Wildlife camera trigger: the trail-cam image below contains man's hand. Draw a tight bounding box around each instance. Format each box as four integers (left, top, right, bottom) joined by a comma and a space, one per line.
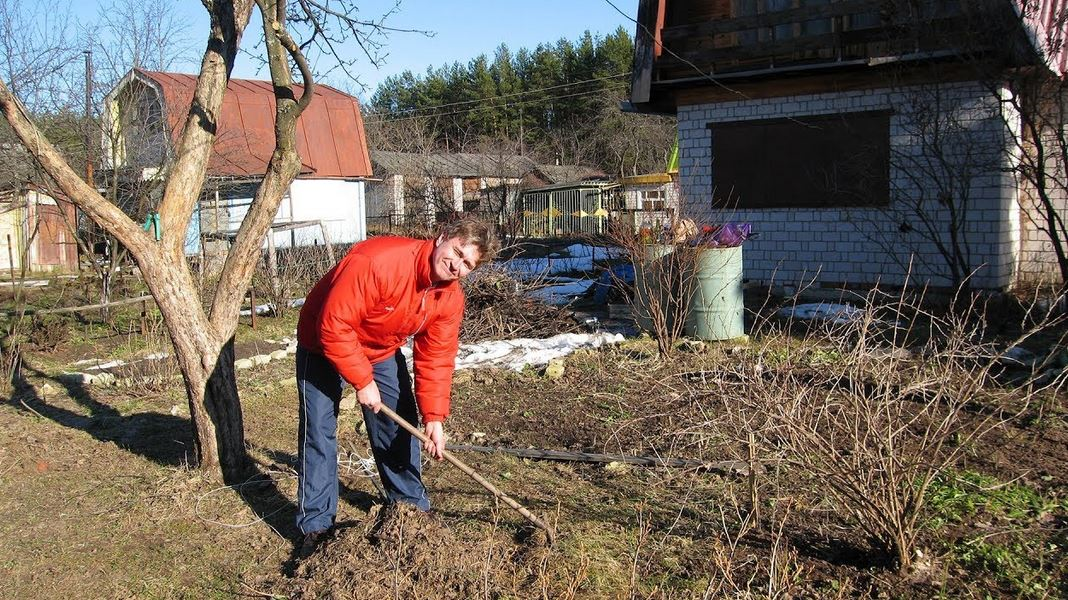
423, 421, 445, 460
356, 381, 382, 413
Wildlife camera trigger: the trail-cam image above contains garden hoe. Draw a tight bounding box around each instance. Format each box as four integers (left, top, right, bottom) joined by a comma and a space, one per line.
377, 404, 557, 545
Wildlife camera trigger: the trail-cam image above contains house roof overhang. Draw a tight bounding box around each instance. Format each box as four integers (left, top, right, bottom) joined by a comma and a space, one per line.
622, 173, 673, 185
628, 50, 984, 113
626, 0, 1060, 112
522, 180, 621, 194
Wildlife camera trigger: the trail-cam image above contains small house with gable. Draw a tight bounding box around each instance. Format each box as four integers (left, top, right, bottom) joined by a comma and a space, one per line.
103, 69, 373, 256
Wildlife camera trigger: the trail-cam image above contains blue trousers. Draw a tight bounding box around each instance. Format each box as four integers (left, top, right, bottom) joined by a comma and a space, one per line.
296, 347, 430, 535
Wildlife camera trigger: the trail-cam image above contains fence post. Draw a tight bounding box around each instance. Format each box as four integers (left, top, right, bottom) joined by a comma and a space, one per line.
140, 299, 148, 335
249, 287, 256, 330
6, 234, 15, 286
318, 221, 336, 265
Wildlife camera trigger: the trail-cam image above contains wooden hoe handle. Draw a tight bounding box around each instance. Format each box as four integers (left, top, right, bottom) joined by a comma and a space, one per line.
377, 404, 556, 544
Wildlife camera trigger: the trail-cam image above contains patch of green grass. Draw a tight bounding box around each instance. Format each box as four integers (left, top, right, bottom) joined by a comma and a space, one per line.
760, 341, 844, 368
924, 470, 1068, 598
924, 470, 1062, 529
808, 347, 843, 366
234, 311, 300, 344
957, 539, 1058, 598
108, 332, 161, 360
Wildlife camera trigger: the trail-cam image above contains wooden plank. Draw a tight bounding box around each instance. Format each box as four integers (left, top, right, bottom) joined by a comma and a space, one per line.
661, 0, 886, 40
677, 30, 849, 61
3, 294, 155, 317
672, 14, 967, 58
666, 60, 980, 104
630, 0, 659, 104
662, 0, 962, 41
654, 15, 972, 78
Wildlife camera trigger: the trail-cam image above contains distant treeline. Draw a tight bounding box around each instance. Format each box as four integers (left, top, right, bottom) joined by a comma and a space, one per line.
368, 27, 675, 176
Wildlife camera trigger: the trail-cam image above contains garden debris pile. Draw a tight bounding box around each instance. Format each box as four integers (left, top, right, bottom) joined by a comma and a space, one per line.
278, 503, 555, 599
461, 266, 581, 342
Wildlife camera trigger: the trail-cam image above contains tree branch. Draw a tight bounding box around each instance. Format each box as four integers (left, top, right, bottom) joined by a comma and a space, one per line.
0, 80, 149, 255
209, 0, 308, 333
156, 0, 253, 258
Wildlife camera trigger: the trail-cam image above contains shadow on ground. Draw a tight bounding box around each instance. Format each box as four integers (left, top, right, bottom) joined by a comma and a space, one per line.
7, 358, 308, 550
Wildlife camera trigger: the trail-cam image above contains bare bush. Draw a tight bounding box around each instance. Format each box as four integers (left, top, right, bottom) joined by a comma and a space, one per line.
245, 243, 343, 318
460, 263, 582, 342
608, 219, 698, 357
686, 478, 803, 600
681, 286, 1067, 572
28, 314, 68, 352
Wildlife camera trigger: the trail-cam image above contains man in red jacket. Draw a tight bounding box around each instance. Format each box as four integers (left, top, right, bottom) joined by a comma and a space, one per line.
294, 218, 498, 553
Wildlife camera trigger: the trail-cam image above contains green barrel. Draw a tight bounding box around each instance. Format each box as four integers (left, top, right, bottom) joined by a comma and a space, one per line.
687, 246, 744, 340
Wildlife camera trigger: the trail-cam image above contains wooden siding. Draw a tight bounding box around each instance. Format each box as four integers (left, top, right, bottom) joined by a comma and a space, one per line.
630, 0, 1036, 113
656, 0, 980, 79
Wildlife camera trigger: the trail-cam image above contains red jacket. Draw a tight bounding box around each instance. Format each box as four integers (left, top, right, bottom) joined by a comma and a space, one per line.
297, 236, 464, 421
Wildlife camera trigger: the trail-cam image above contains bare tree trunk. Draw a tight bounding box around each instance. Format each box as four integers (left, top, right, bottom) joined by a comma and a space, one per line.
177, 333, 245, 482
138, 256, 247, 479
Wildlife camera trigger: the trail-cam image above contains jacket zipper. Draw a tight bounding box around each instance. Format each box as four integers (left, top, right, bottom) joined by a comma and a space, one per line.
409, 287, 433, 339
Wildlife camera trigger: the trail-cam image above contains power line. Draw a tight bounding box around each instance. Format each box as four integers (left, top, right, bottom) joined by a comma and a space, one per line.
365, 72, 630, 122
600, 0, 747, 100
367, 84, 622, 124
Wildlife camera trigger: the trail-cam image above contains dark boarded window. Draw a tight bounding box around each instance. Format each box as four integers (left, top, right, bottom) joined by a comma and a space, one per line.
709, 111, 890, 208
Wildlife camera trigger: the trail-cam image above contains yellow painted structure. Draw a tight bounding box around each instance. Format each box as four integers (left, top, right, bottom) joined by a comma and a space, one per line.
0, 203, 24, 271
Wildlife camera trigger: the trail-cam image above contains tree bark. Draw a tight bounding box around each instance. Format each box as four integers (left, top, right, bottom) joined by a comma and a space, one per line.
0, 0, 314, 482
158, 0, 253, 258
139, 256, 248, 481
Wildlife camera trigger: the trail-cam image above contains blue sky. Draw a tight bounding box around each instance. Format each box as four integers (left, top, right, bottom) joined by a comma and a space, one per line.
70, 0, 635, 98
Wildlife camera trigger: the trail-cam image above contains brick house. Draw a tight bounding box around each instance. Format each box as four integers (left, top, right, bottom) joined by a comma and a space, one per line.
626, 0, 1068, 291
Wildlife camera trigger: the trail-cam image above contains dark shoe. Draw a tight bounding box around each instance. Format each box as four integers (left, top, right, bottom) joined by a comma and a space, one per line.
298, 529, 327, 559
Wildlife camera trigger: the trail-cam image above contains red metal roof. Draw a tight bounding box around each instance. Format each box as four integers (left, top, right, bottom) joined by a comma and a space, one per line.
138, 70, 372, 178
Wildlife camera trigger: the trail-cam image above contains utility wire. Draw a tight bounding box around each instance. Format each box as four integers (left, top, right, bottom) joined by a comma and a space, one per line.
366, 80, 626, 124
367, 71, 631, 120
369, 1, 783, 126
600, 0, 748, 100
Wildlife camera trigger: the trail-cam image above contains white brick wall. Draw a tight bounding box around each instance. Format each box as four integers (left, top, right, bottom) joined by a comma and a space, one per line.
677, 81, 1020, 289
1015, 101, 1068, 285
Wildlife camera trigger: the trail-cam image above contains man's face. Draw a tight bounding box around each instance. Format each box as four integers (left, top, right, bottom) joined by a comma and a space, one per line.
430, 236, 482, 283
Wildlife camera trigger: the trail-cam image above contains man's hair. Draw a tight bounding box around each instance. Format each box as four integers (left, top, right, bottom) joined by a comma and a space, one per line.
441, 218, 500, 264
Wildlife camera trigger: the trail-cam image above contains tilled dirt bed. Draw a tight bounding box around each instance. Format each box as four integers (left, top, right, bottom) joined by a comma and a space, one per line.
1, 333, 1066, 599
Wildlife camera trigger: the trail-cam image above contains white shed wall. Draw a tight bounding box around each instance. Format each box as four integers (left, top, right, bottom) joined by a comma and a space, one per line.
283, 179, 366, 247
185, 179, 366, 254
677, 80, 1018, 289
